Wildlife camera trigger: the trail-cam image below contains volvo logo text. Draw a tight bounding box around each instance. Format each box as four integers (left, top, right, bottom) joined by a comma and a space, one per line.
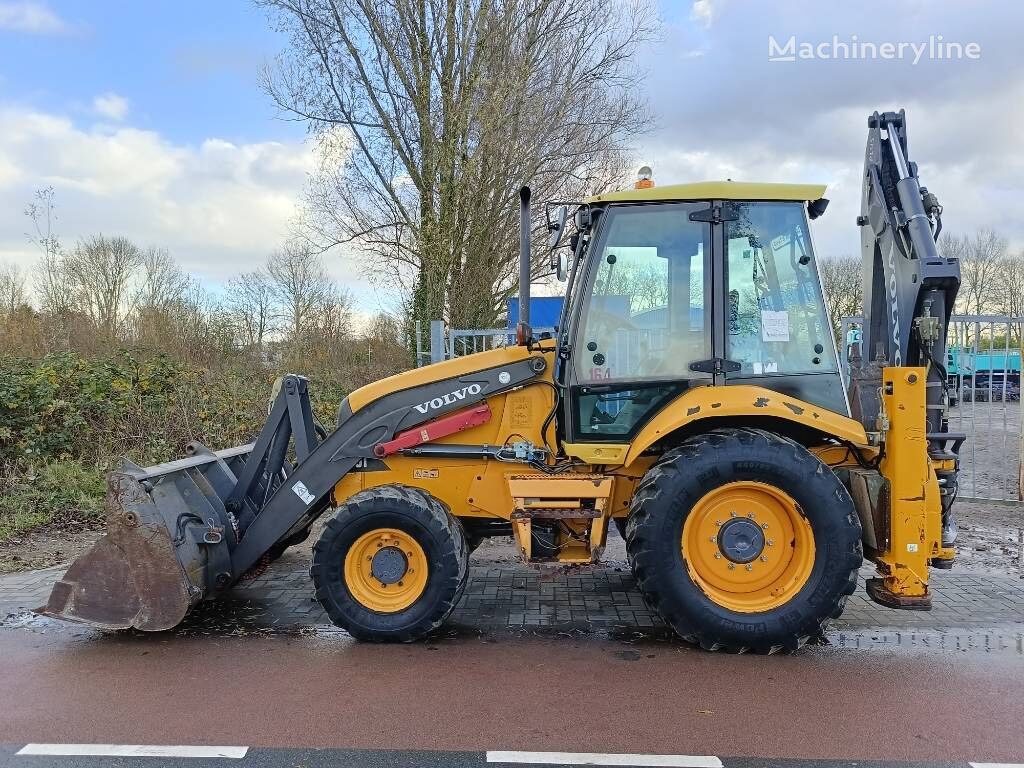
887, 242, 902, 366
414, 383, 483, 415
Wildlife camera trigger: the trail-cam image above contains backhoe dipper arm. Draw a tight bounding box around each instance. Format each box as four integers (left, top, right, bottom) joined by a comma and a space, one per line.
855, 110, 960, 443
852, 110, 963, 585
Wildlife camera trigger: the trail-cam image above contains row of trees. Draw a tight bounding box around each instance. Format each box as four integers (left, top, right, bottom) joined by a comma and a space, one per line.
0, 191, 409, 385
819, 228, 1024, 341
5, 0, 657, 370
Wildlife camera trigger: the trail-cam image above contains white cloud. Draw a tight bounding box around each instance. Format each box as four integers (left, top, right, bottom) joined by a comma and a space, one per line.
635, 0, 1024, 259
0, 104, 381, 310
0, 1, 69, 34
689, 0, 718, 28
92, 93, 129, 121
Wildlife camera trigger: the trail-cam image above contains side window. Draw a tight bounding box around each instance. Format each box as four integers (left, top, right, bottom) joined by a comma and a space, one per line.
573, 205, 711, 383
571, 204, 711, 440
725, 203, 838, 376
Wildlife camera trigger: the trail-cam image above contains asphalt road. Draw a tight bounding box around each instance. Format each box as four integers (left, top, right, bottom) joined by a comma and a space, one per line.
0, 627, 1022, 767
0, 747, 1019, 768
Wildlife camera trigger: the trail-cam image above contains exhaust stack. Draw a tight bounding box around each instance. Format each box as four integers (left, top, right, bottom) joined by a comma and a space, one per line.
517, 186, 531, 342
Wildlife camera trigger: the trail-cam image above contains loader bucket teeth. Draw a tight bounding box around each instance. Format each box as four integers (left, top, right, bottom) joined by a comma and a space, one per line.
37, 472, 196, 632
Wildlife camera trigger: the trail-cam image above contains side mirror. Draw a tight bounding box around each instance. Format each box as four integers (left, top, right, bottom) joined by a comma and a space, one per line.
548, 205, 568, 248
807, 198, 830, 219
555, 251, 568, 282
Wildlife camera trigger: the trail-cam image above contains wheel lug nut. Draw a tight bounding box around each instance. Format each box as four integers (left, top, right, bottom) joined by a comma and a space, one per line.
714, 553, 722, 559
727, 563, 735, 570
760, 555, 768, 562
761, 523, 769, 530
398, 581, 404, 587
730, 511, 737, 518
709, 536, 716, 543
745, 564, 753, 571
767, 539, 774, 547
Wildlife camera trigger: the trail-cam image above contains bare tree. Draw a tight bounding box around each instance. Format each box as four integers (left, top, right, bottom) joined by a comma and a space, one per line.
990, 250, 1024, 319
818, 255, 863, 341
266, 243, 335, 343
24, 187, 60, 263
305, 286, 354, 367
64, 235, 143, 339
135, 248, 192, 310
943, 229, 1006, 315
262, 0, 654, 334
0, 263, 27, 316
223, 270, 278, 350
25, 187, 75, 317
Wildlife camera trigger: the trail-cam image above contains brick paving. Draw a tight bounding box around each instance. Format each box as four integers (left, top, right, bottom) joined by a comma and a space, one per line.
3, 535, 1023, 653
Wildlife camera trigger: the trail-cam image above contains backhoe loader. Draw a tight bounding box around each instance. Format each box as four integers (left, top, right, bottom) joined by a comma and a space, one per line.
40, 109, 961, 652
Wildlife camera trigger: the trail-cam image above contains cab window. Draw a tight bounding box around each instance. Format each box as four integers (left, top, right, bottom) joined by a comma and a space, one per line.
570, 203, 711, 439
573, 204, 711, 384
725, 202, 837, 376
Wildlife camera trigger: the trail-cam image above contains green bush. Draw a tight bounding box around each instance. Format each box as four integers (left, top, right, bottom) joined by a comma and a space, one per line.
0, 351, 352, 542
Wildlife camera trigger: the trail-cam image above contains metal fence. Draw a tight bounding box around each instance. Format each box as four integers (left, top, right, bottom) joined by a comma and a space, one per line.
417, 320, 555, 365
841, 314, 1023, 501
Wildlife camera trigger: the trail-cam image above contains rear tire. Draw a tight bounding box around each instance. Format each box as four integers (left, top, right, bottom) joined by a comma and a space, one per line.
311, 485, 468, 642
625, 428, 862, 653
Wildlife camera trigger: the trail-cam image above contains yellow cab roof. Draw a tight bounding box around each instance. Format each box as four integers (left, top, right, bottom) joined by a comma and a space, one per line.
586, 180, 828, 204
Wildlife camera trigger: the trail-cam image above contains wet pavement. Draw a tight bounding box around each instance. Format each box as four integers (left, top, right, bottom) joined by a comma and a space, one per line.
2, 533, 1024, 654
1, 532, 1023, 765
0, 623, 1022, 764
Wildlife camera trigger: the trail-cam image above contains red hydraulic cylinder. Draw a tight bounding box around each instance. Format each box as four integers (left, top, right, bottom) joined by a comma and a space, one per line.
373, 403, 492, 458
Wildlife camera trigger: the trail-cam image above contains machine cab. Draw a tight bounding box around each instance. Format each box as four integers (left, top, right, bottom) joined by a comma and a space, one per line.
556, 182, 846, 444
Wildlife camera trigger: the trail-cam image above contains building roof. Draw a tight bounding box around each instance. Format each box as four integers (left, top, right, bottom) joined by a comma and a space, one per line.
586, 180, 828, 204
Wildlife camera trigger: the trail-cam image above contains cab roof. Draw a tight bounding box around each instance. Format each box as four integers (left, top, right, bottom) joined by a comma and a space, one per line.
586, 180, 828, 204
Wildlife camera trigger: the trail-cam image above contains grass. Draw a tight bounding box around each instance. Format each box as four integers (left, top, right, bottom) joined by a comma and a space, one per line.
0, 461, 106, 542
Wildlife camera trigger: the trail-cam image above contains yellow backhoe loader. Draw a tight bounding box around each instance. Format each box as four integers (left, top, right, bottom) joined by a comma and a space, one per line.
40, 109, 962, 652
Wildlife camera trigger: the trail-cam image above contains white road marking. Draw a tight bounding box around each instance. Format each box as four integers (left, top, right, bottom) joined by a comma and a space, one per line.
17, 744, 248, 758
486, 751, 722, 767
970, 764, 1024, 768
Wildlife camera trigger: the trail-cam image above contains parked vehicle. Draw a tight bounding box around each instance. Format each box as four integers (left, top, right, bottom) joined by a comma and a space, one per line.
960, 373, 1021, 402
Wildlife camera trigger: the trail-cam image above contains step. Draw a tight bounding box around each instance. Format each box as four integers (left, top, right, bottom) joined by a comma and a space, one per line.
511, 507, 602, 520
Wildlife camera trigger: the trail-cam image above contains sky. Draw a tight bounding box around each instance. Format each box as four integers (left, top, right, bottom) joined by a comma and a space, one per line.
0, 0, 1022, 315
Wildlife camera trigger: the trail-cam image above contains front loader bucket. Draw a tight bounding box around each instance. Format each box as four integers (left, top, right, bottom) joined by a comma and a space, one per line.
38, 443, 253, 631
40, 472, 198, 631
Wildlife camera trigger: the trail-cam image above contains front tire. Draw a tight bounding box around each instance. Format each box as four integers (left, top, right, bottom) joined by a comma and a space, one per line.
626, 428, 862, 653
311, 485, 468, 642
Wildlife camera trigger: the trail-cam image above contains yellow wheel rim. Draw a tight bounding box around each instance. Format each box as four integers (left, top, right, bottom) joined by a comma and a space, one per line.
343, 528, 428, 613
681, 481, 815, 613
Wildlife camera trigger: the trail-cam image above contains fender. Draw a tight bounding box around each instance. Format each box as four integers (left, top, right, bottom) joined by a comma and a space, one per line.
561, 385, 864, 468
621, 385, 868, 466
562, 386, 869, 467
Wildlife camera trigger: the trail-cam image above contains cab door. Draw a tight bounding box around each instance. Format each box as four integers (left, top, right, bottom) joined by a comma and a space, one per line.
722, 201, 848, 415
563, 203, 713, 443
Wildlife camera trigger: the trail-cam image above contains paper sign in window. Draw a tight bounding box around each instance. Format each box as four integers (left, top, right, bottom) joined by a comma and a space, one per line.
761, 310, 790, 342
